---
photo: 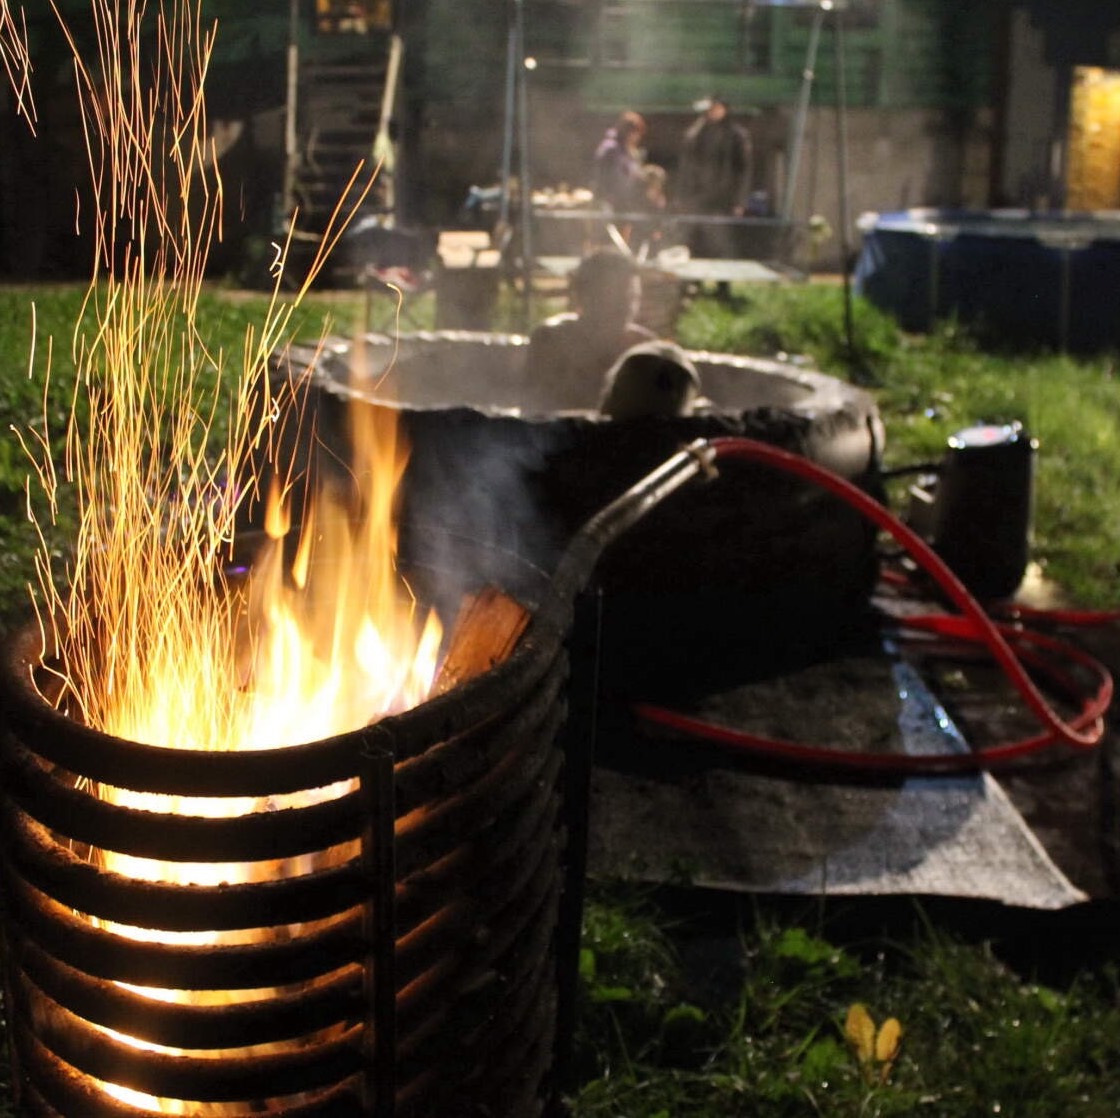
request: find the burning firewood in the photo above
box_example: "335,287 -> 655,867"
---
434,586 -> 532,694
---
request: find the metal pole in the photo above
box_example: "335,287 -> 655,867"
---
515,0 -> 534,331
928,232 -> 940,331
1058,247 -> 1071,354
373,34 -> 405,223
832,3 -> 857,368
780,3 -> 825,222
282,0 -> 300,225
499,10 -> 517,231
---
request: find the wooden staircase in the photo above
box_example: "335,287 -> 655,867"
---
290,36 -> 396,284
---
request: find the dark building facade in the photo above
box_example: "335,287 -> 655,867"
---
3,1 -> 1119,277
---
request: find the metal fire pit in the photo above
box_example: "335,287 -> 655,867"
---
0,445 -> 713,1118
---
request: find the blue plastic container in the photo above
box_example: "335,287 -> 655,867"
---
854,208 -> 1120,353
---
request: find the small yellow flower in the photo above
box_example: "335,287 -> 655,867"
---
844,1003 -> 904,1085
874,1016 -> 904,1083
844,1003 -> 876,1064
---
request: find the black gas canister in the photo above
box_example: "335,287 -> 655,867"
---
928,422 -> 1037,600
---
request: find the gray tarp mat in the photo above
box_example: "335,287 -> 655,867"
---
588,648 -> 1087,911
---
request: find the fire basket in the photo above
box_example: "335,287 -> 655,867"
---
0,444 -> 714,1118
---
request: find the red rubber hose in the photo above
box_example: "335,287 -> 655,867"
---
993,602 -> 1120,627
880,561 -> 1120,628
631,435 -> 1113,773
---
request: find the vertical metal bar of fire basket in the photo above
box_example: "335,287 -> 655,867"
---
0,910 -> 23,1112
361,741 -> 397,1118
553,585 -> 604,1106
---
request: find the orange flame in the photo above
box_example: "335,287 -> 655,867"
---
100,400 -> 442,754
244,405 -> 443,746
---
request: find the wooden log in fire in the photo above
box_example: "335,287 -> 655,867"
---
433,587 -> 532,696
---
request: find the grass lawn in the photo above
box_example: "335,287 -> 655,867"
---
570,887 -> 1120,1117
0,277 -> 1117,1116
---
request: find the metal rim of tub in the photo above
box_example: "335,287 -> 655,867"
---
267,331 -> 886,671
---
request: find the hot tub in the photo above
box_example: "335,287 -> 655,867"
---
268,330 -> 886,688
854,208 -> 1120,353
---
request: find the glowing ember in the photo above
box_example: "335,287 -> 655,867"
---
24,0 -> 436,749
93,395 -> 443,753
0,1 -> 35,132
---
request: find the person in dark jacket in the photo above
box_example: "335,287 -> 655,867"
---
675,96 -> 752,292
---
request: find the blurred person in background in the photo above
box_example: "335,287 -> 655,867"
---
592,110 -> 649,214
525,249 -> 656,411
676,96 -> 752,296
592,110 -> 668,246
